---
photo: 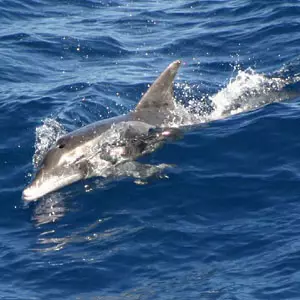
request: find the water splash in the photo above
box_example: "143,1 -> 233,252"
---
169,67 -> 300,128
33,118 -> 66,169
209,68 -> 290,120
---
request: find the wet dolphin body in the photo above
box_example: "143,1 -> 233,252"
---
22,60 -> 182,201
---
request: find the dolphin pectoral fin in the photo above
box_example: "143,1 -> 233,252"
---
135,60 -> 181,112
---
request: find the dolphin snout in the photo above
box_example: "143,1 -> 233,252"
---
22,166 -> 82,201
22,185 -> 38,201
22,169 -> 45,201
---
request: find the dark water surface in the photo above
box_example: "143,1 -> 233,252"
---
1,1 -> 300,299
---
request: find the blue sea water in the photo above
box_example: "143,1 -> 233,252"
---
1,0 -> 300,299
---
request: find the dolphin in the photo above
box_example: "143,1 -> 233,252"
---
22,60 -> 183,201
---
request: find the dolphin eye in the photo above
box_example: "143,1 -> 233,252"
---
57,143 -> 65,149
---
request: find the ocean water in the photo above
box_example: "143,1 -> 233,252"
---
1,0 -> 300,299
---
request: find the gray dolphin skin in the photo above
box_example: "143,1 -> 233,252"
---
22,60 -> 182,201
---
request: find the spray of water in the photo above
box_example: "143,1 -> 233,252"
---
209,68 -> 289,120
172,67 -> 298,128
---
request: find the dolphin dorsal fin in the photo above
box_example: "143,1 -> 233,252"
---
135,60 -> 181,112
